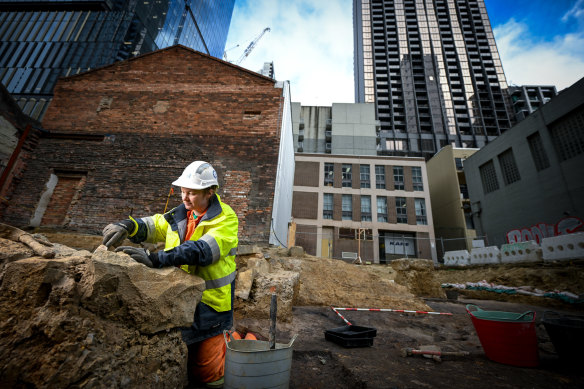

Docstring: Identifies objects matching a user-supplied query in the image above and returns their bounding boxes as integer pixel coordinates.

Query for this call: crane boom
[235,27,270,65]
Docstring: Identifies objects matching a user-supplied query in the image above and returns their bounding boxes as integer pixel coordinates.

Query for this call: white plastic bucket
[223,331,297,389]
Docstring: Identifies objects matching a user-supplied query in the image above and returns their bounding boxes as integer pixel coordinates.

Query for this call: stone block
[443,250,470,267]
[242,270,300,323]
[288,246,304,257]
[470,246,501,265]
[542,232,584,262]
[237,245,262,256]
[500,241,542,264]
[85,249,206,334]
[247,257,271,275]
[235,268,255,300]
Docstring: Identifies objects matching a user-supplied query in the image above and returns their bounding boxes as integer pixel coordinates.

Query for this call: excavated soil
[16,232,584,388]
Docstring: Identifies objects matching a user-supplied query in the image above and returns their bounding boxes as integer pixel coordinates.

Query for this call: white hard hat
[172,161,219,189]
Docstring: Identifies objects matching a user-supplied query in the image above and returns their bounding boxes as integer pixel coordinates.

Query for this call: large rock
[0,244,205,388]
[235,270,300,323]
[235,268,255,300]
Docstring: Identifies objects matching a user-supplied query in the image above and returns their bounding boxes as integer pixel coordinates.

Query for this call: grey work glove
[115,246,160,268]
[102,220,134,248]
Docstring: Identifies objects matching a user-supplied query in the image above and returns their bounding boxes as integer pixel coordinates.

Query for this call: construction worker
[101,161,238,389]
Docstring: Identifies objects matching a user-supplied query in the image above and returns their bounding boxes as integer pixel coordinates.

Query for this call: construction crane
[226,27,270,66]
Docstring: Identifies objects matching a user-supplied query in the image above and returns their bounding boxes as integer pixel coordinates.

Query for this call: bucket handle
[466,304,535,322]
[516,311,536,322]
[287,334,298,348]
[223,330,299,348]
[223,330,235,346]
[465,304,483,314]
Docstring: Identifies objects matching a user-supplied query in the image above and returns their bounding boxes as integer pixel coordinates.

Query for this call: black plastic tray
[324,325,377,348]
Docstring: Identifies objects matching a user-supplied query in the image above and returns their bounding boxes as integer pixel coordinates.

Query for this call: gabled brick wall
[1,46,284,244]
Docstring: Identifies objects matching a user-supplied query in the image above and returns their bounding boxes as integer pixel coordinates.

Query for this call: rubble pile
[234,246,432,323]
[0,239,205,388]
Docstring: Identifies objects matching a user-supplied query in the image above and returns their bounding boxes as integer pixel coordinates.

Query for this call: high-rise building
[509,85,557,122]
[0,0,235,119]
[292,102,378,155]
[258,61,275,79]
[354,0,513,158]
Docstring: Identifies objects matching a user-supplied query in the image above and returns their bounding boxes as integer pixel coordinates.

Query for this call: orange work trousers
[188,333,226,383]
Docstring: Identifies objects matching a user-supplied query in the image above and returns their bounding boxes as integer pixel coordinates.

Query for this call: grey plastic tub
[223,331,297,389]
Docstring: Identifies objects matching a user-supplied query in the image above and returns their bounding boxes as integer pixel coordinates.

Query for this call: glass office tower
[354,0,513,158]
[0,0,235,119]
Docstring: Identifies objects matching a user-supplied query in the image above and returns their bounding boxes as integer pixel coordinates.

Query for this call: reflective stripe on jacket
[129,194,238,312]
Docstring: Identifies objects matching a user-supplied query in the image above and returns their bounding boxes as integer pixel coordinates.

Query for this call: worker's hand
[102,220,134,248]
[115,246,160,268]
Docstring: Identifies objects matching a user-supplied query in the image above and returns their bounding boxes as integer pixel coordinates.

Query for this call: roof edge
[59,45,276,84]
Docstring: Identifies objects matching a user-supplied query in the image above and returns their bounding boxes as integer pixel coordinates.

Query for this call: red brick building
[0,46,293,244]
[0,84,41,209]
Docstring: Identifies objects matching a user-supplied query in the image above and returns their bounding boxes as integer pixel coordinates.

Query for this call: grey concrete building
[509,85,557,122]
[427,145,478,257]
[292,102,379,156]
[354,0,513,158]
[292,153,437,264]
[464,77,584,247]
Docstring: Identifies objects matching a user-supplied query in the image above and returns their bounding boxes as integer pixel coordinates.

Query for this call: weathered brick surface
[352,194,360,222]
[404,166,414,191]
[333,163,342,188]
[293,161,319,187]
[406,197,417,226]
[0,85,42,217]
[351,163,359,189]
[333,193,342,220]
[1,46,283,244]
[385,165,394,189]
[291,191,318,219]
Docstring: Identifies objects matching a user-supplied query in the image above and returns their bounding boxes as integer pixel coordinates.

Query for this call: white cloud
[562,0,584,23]
[494,19,584,91]
[225,0,354,106]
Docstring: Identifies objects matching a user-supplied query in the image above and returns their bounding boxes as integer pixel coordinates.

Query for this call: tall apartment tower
[0,0,235,119]
[509,85,557,122]
[354,0,513,158]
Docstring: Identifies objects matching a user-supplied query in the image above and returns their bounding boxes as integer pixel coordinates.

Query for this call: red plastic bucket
[466,304,539,367]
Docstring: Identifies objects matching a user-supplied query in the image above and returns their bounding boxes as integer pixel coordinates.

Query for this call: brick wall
[333,163,342,188]
[294,161,319,187]
[291,191,318,219]
[404,166,413,191]
[385,165,394,189]
[1,46,283,244]
[352,163,359,189]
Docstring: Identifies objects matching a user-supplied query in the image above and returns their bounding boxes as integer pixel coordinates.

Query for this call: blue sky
[225,0,584,105]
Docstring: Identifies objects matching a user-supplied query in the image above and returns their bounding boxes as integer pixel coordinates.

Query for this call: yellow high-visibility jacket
[128,194,238,343]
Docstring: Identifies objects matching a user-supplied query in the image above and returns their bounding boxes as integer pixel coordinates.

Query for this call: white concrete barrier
[443,250,470,267]
[542,232,584,262]
[470,246,501,265]
[500,241,542,264]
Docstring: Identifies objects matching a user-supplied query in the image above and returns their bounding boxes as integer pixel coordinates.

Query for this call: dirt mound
[268,248,430,311]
